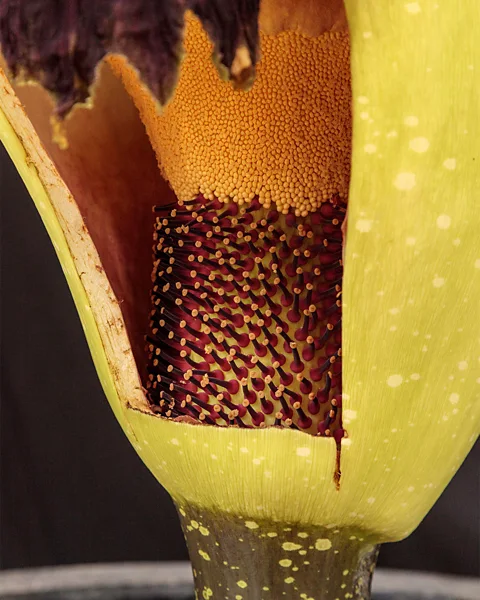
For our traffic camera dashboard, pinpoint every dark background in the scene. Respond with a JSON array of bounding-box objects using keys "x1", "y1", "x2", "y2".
[{"x1": 1, "y1": 145, "x2": 479, "y2": 575}]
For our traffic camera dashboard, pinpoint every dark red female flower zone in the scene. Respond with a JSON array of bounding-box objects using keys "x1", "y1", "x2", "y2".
[{"x1": 146, "y1": 194, "x2": 346, "y2": 439}]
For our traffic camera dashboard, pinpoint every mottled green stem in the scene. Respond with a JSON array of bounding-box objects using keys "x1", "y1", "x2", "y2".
[{"x1": 176, "y1": 502, "x2": 379, "y2": 600}]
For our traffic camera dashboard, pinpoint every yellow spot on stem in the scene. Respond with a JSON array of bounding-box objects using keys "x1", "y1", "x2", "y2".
[
  {"x1": 282, "y1": 542, "x2": 303, "y2": 551},
  {"x1": 279, "y1": 559, "x2": 293, "y2": 567},
  {"x1": 315, "y1": 538, "x2": 332, "y2": 551}
]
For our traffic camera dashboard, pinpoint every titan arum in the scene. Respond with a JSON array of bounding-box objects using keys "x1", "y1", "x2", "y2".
[{"x1": 1, "y1": 1, "x2": 479, "y2": 598}]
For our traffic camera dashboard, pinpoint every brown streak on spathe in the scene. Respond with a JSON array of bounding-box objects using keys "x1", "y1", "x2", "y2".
[{"x1": 334, "y1": 445, "x2": 342, "y2": 490}]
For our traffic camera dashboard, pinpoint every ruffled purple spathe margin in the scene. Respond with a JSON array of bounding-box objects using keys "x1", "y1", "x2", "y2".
[{"x1": 0, "y1": 0, "x2": 261, "y2": 117}]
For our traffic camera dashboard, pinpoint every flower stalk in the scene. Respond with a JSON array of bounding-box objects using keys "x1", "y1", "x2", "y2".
[{"x1": 178, "y1": 502, "x2": 379, "y2": 600}]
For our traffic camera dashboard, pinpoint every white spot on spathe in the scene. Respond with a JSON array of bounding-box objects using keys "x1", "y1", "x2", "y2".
[
  {"x1": 408, "y1": 486, "x2": 415, "y2": 492},
  {"x1": 364, "y1": 144, "x2": 377, "y2": 154},
  {"x1": 458, "y1": 361, "x2": 468, "y2": 371},
  {"x1": 367, "y1": 497, "x2": 376, "y2": 504},
  {"x1": 436, "y1": 214, "x2": 451, "y2": 230},
  {"x1": 358, "y1": 96, "x2": 369, "y2": 104},
  {"x1": 360, "y1": 111, "x2": 370, "y2": 120},
  {"x1": 386, "y1": 130, "x2": 398, "y2": 138},
  {"x1": 404, "y1": 116, "x2": 419, "y2": 127},
  {"x1": 170, "y1": 438, "x2": 180, "y2": 446},
  {"x1": 363, "y1": 31, "x2": 372, "y2": 39},
  {"x1": 389, "y1": 307, "x2": 400, "y2": 315},
  {"x1": 410, "y1": 373, "x2": 421, "y2": 381},
  {"x1": 406, "y1": 237, "x2": 416, "y2": 246},
  {"x1": 474, "y1": 259, "x2": 480, "y2": 269},
  {"x1": 355, "y1": 219, "x2": 373, "y2": 233},
  {"x1": 433, "y1": 276, "x2": 445, "y2": 288},
  {"x1": 296, "y1": 447, "x2": 311, "y2": 457},
  {"x1": 342, "y1": 409, "x2": 357, "y2": 424},
  {"x1": 453, "y1": 239, "x2": 461, "y2": 246},
  {"x1": 240, "y1": 447, "x2": 249, "y2": 453},
  {"x1": 409, "y1": 137, "x2": 430, "y2": 153},
  {"x1": 394, "y1": 172, "x2": 416, "y2": 191},
  {"x1": 449, "y1": 393, "x2": 460, "y2": 405},
  {"x1": 443, "y1": 158, "x2": 457, "y2": 170},
  {"x1": 405, "y1": 2, "x2": 421, "y2": 13},
  {"x1": 387, "y1": 374, "x2": 403, "y2": 388}
]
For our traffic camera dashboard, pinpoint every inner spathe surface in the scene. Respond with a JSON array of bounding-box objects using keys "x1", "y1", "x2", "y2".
[{"x1": 10, "y1": 65, "x2": 175, "y2": 374}]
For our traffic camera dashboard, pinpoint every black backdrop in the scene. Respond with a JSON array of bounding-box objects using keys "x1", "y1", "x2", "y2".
[{"x1": 1, "y1": 145, "x2": 479, "y2": 575}]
